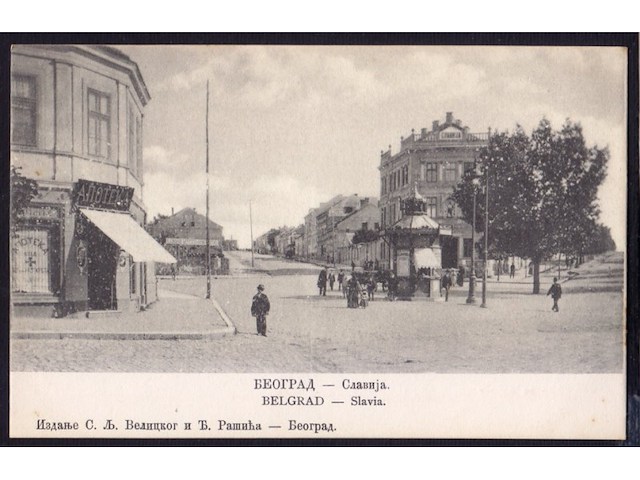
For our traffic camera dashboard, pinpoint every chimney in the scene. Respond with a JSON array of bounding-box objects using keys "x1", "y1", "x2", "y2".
[
  {"x1": 432, "y1": 120, "x2": 439, "y2": 131},
  {"x1": 446, "y1": 112, "x2": 454, "y2": 124},
  {"x1": 455, "y1": 119, "x2": 462, "y2": 127},
  {"x1": 171, "y1": 207, "x2": 174, "y2": 215},
  {"x1": 421, "y1": 128, "x2": 428, "y2": 137}
]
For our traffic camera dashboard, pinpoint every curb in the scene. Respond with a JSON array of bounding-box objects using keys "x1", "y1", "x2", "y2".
[
  {"x1": 209, "y1": 297, "x2": 237, "y2": 334},
  {"x1": 10, "y1": 328, "x2": 236, "y2": 341}
]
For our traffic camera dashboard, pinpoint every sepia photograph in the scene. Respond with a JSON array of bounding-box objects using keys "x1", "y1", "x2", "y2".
[{"x1": 5, "y1": 36, "x2": 634, "y2": 440}]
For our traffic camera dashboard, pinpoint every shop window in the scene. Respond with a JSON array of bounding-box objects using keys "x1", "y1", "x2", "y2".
[
  {"x1": 130, "y1": 260, "x2": 137, "y2": 294},
  {"x1": 11, "y1": 227, "x2": 59, "y2": 294},
  {"x1": 11, "y1": 75, "x2": 37, "y2": 146},
  {"x1": 426, "y1": 197, "x2": 437, "y2": 217},
  {"x1": 88, "y1": 89, "x2": 111, "y2": 159}
]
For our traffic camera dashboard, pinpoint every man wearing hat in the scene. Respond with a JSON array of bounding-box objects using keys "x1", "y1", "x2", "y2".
[{"x1": 251, "y1": 284, "x2": 271, "y2": 336}]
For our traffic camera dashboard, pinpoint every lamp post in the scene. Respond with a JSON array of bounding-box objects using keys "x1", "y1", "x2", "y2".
[
  {"x1": 481, "y1": 164, "x2": 489, "y2": 308},
  {"x1": 466, "y1": 181, "x2": 477, "y2": 304}
]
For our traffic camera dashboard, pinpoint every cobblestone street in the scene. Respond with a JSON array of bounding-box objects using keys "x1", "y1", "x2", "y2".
[{"x1": 10, "y1": 251, "x2": 624, "y2": 373}]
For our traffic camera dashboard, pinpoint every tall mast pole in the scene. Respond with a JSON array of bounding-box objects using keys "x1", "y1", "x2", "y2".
[
  {"x1": 250, "y1": 200, "x2": 255, "y2": 268},
  {"x1": 206, "y1": 80, "x2": 211, "y2": 299},
  {"x1": 481, "y1": 164, "x2": 489, "y2": 308}
]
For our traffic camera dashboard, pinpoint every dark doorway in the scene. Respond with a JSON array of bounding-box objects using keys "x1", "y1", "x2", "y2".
[
  {"x1": 87, "y1": 225, "x2": 118, "y2": 310},
  {"x1": 441, "y1": 236, "x2": 458, "y2": 269}
]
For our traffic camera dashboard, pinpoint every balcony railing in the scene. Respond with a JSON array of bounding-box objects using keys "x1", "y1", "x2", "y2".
[{"x1": 401, "y1": 131, "x2": 489, "y2": 147}]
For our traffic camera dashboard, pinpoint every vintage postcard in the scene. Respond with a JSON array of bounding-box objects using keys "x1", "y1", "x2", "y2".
[{"x1": 7, "y1": 39, "x2": 631, "y2": 441}]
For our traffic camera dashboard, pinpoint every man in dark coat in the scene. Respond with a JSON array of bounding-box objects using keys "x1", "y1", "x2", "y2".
[
  {"x1": 251, "y1": 284, "x2": 271, "y2": 336},
  {"x1": 441, "y1": 271, "x2": 452, "y2": 302},
  {"x1": 546, "y1": 277, "x2": 562, "y2": 312},
  {"x1": 317, "y1": 267, "x2": 328, "y2": 296}
]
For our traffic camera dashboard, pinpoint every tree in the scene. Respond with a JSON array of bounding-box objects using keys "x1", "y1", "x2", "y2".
[
  {"x1": 452, "y1": 118, "x2": 608, "y2": 293},
  {"x1": 10, "y1": 166, "x2": 38, "y2": 234},
  {"x1": 352, "y1": 229, "x2": 379, "y2": 245}
]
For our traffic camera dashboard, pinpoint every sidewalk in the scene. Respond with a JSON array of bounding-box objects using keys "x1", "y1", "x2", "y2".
[{"x1": 10, "y1": 289, "x2": 236, "y2": 340}]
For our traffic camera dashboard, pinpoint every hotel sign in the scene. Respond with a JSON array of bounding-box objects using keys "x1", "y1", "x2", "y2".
[{"x1": 72, "y1": 179, "x2": 133, "y2": 212}]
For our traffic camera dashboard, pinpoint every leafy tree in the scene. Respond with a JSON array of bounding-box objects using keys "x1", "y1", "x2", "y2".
[
  {"x1": 352, "y1": 229, "x2": 379, "y2": 245},
  {"x1": 10, "y1": 165, "x2": 38, "y2": 234},
  {"x1": 452, "y1": 118, "x2": 608, "y2": 293}
]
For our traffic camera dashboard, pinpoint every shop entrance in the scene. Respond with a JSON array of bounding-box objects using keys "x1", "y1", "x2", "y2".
[{"x1": 87, "y1": 225, "x2": 118, "y2": 310}]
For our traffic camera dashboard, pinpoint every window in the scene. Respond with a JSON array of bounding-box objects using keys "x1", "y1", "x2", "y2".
[
  {"x1": 88, "y1": 90, "x2": 111, "y2": 158},
  {"x1": 136, "y1": 117, "x2": 143, "y2": 176},
  {"x1": 402, "y1": 165, "x2": 409, "y2": 185},
  {"x1": 374, "y1": 222, "x2": 379, "y2": 230},
  {"x1": 444, "y1": 163, "x2": 457, "y2": 182},
  {"x1": 11, "y1": 76, "x2": 37, "y2": 146},
  {"x1": 426, "y1": 197, "x2": 437, "y2": 217},
  {"x1": 425, "y1": 162, "x2": 438, "y2": 182},
  {"x1": 362, "y1": 222, "x2": 368, "y2": 231},
  {"x1": 128, "y1": 108, "x2": 136, "y2": 174}
]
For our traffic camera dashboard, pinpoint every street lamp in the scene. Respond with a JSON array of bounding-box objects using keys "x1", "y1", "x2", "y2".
[
  {"x1": 466, "y1": 178, "x2": 479, "y2": 304},
  {"x1": 481, "y1": 164, "x2": 489, "y2": 308}
]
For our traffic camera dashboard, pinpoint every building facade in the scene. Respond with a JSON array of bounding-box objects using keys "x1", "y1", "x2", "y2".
[
  {"x1": 146, "y1": 208, "x2": 228, "y2": 275},
  {"x1": 379, "y1": 112, "x2": 489, "y2": 270},
  {"x1": 10, "y1": 45, "x2": 175, "y2": 317},
  {"x1": 333, "y1": 202, "x2": 382, "y2": 267}
]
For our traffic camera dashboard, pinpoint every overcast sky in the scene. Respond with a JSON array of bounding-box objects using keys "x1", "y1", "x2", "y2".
[{"x1": 118, "y1": 45, "x2": 628, "y2": 250}]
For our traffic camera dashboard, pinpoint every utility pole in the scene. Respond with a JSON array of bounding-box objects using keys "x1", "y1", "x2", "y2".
[
  {"x1": 481, "y1": 164, "x2": 489, "y2": 308},
  {"x1": 249, "y1": 200, "x2": 255, "y2": 268},
  {"x1": 205, "y1": 80, "x2": 211, "y2": 299}
]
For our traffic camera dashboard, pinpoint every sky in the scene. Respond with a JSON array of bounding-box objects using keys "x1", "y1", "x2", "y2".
[{"x1": 118, "y1": 45, "x2": 628, "y2": 250}]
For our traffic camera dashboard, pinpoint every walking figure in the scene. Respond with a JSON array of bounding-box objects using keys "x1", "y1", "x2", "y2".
[
  {"x1": 347, "y1": 275, "x2": 362, "y2": 308},
  {"x1": 366, "y1": 275, "x2": 376, "y2": 301},
  {"x1": 441, "y1": 271, "x2": 452, "y2": 302},
  {"x1": 510, "y1": 263, "x2": 515, "y2": 278},
  {"x1": 317, "y1": 267, "x2": 328, "y2": 296},
  {"x1": 337, "y1": 270, "x2": 345, "y2": 293},
  {"x1": 547, "y1": 277, "x2": 562, "y2": 312},
  {"x1": 329, "y1": 272, "x2": 336, "y2": 291},
  {"x1": 251, "y1": 284, "x2": 271, "y2": 336}
]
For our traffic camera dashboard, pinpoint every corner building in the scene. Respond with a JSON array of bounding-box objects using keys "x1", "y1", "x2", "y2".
[
  {"x1": 379, "y1": 112, "x2": 489, "y2": 271},
  {"x1": 10, "y1": 45, "x2": 174, "y2": 317}
]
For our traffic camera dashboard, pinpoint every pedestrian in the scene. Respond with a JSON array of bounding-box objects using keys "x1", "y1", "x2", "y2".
[
  {"x1": 441, "y1": 270, "x2": 451, "y2": 302},
  {"x1": 510, "y1": 263, "x2": 515, "y2": 278},
  {"x1": 347, "y1": 274, "x2": 361, "y2": 308},
  {"x1": 251, "y1": 284, "x2": 271, "y2": 336},
  {"x1": 351, "y1": 260, "x2": 355, "y2": 271},
  {"x1": 329, "y1": 271, "x2": 336, "y2": 291},
  {"x1": 546, "y1": 277, "x2": 562, "y2": 312},
  {"x1": 317, "y1": 267, "x2": 328, "y2": 296},
  {"x1": 366, "y1": 275, "x2": 376, "y2": 301},
  {"x1": 457, "y1": 265, "x2": 465, "y2": 287},
  {"x1": 171, "y1": 263, "x2": 176, "y2": 281},
  {"x1": 337, "y1": 270, "x2": 345, "y2": 293},
  {"x1": 387, "y1": 272, "x2": 398, "y2": 301}
]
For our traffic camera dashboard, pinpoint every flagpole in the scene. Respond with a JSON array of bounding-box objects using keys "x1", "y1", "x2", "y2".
[
  {"x1": 205, "y1": 80, "x2": 211, "y2": 299},
  {"x1": 250, "y1": 200, "x2": 255, "y2": 268}
]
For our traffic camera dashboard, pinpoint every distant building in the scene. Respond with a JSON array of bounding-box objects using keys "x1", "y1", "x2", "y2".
[
  {"x1": 146, "y1": 208, "x2": 228, "y2": 275},
  {"x1": 316, "y1": 195, "x2": 375, "y2": 263},
  {"x1": 379, "y1": 112, "x2": 490, "y2": 270},
  {"x1": 334, "y1": 202, "x2": 382, "y2": 267},
  {"x1": 10, "y1": 45, "x2": 175, "y2": 317}
]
